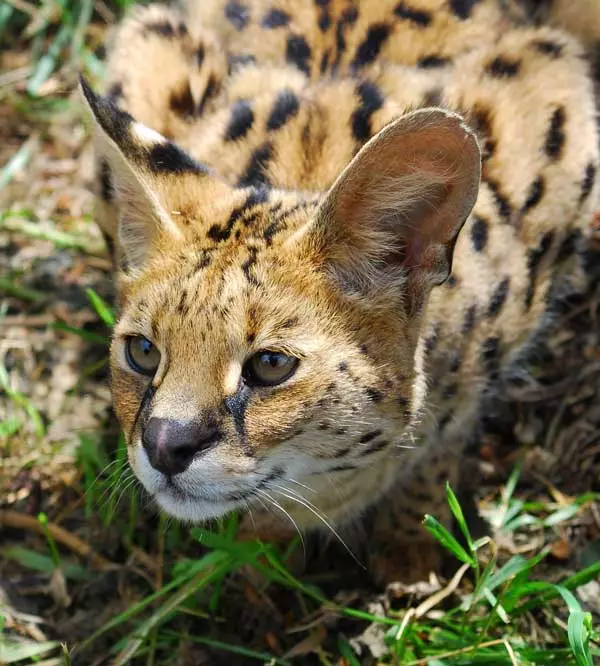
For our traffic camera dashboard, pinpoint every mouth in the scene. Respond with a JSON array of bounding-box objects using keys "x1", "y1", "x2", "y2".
[{"x1": 151, "y1": 466, "x2": 287, "y2": 522}]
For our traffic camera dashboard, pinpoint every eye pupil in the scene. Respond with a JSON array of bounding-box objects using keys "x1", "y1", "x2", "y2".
[
  {"x1": 264, "y1": 352, "x2": 282, "y2": 367},
  {"x1": 244, "y1": 350, "x2": 299, "y2": 387},
  {"x1": 141, "y1": 339, "x2": 153, "y2": 354}
]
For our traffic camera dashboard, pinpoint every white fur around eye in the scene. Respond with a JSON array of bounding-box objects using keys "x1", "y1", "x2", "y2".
[{"x1": 223, "y1": 360, "x2": 242, "y2": 394}]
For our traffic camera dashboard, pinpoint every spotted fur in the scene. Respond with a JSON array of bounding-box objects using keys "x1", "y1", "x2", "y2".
[{"x1": 86, "y1": 0, "x2": 599, "y2": 581}]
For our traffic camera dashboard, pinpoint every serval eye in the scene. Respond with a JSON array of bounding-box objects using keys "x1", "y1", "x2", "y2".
[
  {"x1": 243, "y1": 351, "x2": 299, "y2": 387},
  {"x1": 125, "y1": 336, "x2": 161, "y2": 376}
]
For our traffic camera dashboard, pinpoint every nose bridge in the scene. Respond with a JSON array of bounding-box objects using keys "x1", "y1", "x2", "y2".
[{"x1": 150, "y1": 361, "x2": 223, "y2": 421}]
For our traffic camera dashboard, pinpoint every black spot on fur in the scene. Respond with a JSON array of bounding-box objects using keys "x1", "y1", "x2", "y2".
[
  {"x1": 145, "y1": 21, "x2": 176, "y2": 38},
  {"x1": 176, "y1": 290, "x2": 190, "y2": 316},
  {"x1": 485, "y1": 179, "x2": 512, "y2": 221},
  {"x1": 266, "y1": 90, "x2": 300, "y2": 131},
  {"x1": 446, "y1": 274, "x2": 457, "y2": 287},
  {"x1": 318, "y1": 9, "x2": 332, "y2": 32},
  {"x1": 224, "y1": 99, "x2": 254, "y2": 141},
  {"x1": 487, "y1": 277, "x2": 510, "y2": 318},
  {"x1": 195, "y1": 45, "x2": 205, "y2": 67},
  {"x1": 262, "y1": 8, "x2": 290, "y2": 28},
  {"x1": 438, "y1": 411, "x2": 453, "y2": 432},
  {"x1": 327, "y1": 463, "x2": 358, "y2": 473},
  {"x1": 545, "y1": 107, "x2": 566, "y2": 160},
  {"x1": 169, "y1": 83, "x2": 195, "y2": 118},
  {"x1": 359, "y1": 429, "x2": 382, "y2": 444},
  {"x1": 338, "y1": 361, "x2": 348, "y2": 372},
  {"x1": 524, "y1": 231, "x2": 554, "y2": 309},
  {"x1": 449, "y1": 353, "x2": 461, "y2": 373},
  {"x1": 237, "y1": 142, "x2": 273, "y2": 187},
  {"x1": 320, "y1": 49, "x2": 331, "y2": 73},
  {"x1": 418, "y1": 55, "x2": 449, "y2": 68},
  {"x1": 196, "y1": 75, "x2": 218, "y2": 116},
  {"x1": 241, "y1": 247, "x2": 260, "y2": 285},
  {"x1": 579, "y1": 162, "x2": 596, "y2": 204},
  {"x1": 258, "y1": 219, "x2": 277, "y2": 244},
  {"x1": 470, "y1": 216, "x2": 488, "y2": 252},
  {"x1": 449, "y1": 0, "x2": 481, "y2": 19},
  {"x1": 286, "y1": 35, "x2": 312, "y2": 76},
  {"x1": 351, "y1": 23, "x2": 392, "y2": 69},
  {"x1": 366, "y1": 387, "x2": 383, "y2": 403},
  {"x1": 228, "y1": 53, "x2": 256, "y2": 72},
  {"x1": 424, "y1": 326, "x2": 439, "y2": 355},
  {"x1": 442, "y1": 383, "x2": 458, "y2": 399},
  {"x1": 480, "y1": 336, "x2": 501, "y2": 378},
  {"x1": 333, "y1": 6, "x2": 359, "y2": 70},
  {"x1": 522, "y1": 176, "x2": 545, "y2": 213},
  {"x1": 99, "y1": 158, "x2": 114, "y2": 202},
  {"x1": 225, "y1": 1, "x2": 250, "y2": 30},
  {"x1": 463, "y1": 304, "x2": 477, "y2": 333},
  {"x1": 196, "y1": 253, "x2": 211, "y2": 271},
  {"x1": 486, "y1": 56, "x2": 521, "y2": 78},
  {"x1": 556, "y1": 230, "x2": 580, "y2": 264},
  {"x1": 468, "y1": 105, "x2": 495, "y2": 161},
  {"x1": 351, "y1": 80, "x2": 384, "y2": 141},
  {"x1": 394, "y1": 2, "x2": 431, "y2": 26},
  {"x1": 208, "y1": 187, "x2": 269, "y2": 241},
  {"x1": 532, "y1": 39, "x2": 563, "y2": 58},
  {"x1": 148, "y1": 142, "x2": 208, "y2": 175},
  {"x1": 359, "y1": 439, "x2": 389, "y2": 456}
]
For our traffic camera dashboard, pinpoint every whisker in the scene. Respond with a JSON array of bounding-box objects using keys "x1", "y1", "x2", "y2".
[
  {"x1": 286, "y1": 477, "x2": 316, "y2": 494},
  {"x1": 95, "y1": 466, "x2": 133, "y2": 509},
  {"x1": 255, "y1": 489, "x2": 306, "y2": 562},
  {"x1": 87, "y1": 458, "x2": 128, "y2": 494},
  {"x1": 271, "y1": 484, "x2": 363, "y2": 568},
  {"x1": 100, "y1": 473, "x2": 137, "y2": 515}
]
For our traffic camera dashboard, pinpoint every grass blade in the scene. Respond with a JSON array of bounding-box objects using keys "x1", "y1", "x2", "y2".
[
  {"x1": 85, "y1": 288, "x2": 115, "y2": 327},
  {"x1": 423, "y1": 514, "x2": 475, "y2": 567}
]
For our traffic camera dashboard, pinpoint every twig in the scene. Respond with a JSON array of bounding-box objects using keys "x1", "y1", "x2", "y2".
[
  {"x1": 0, "y1": 509, "x2": 115, "y2": 571},
  {"x1": 402, "y1": 639, "x2": 505, "y2": 665},
  {"x1": 414, "y1": 563, "x2": 470, "y2": 618}
]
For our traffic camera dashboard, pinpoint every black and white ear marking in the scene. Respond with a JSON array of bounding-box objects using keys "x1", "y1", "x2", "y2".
[{"x1": 79, "y1": 76, "x2": 209, "y2": 177}]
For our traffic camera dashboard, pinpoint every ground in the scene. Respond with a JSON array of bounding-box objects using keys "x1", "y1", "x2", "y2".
[{"x1": 1, "y1": 3, "x2": 600, "y2": 665}]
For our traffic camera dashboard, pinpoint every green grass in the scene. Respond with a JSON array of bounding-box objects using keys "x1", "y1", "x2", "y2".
[
  {"x1": 74, "y1": 484, "x2": 599, "y2": 664},
  {"x1": 1, "y1": 0, "x2": 144, "y2": 97}
]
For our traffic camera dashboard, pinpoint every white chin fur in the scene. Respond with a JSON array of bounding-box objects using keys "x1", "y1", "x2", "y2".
[{"x1": 154, "y1": 488, "x2": 236, "y2": 523}]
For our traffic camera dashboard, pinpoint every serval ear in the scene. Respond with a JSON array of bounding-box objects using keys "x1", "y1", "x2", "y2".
[
  {"x1": 80, "y1": 77, "x2": 231, "y2": 272},
  {"x1": 306, "y1": 108, "x2": 481, "y2": 314}
]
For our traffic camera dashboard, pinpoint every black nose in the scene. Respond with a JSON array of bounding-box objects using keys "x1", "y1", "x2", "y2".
[{"x1": 142, "y1": 417, "x2": 222, "y2": 476}]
